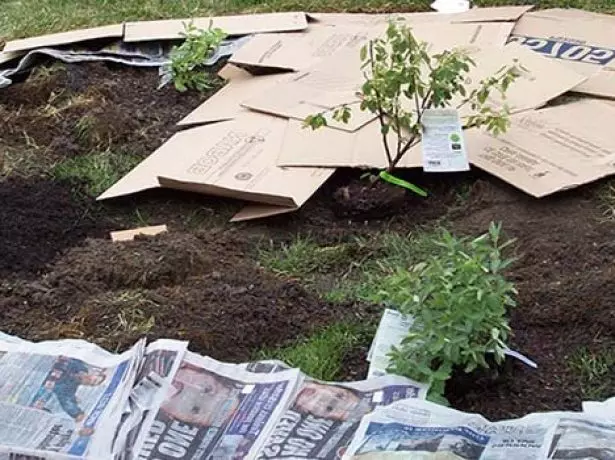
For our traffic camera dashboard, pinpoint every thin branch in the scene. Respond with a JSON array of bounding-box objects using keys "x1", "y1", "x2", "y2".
[{"x1": 368, "y1": 42, "x2": 393, "y2": 168}]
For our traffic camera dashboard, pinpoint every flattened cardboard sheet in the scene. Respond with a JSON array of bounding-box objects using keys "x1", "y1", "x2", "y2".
[
  {"x1": 3, "y1": 24, "x2": 124, "y2": 53},
  {"x1": 307, "y1": 6, "x2": 533, "y2": 27},
  {"x1": 123, "y1": 12, "x2": 308, "y2": 42},
  {"x1": 467, "y1": 99, "x2": 615, "y2": 197},
  {"x1": 232, "y1": 21, "x2": 513, "y2": 73},
  {"x1": 277, "y1": 118, "x2": 423, "y2": 169},
  {"x1": 257, "y1": 43, "x2": 585, "y2": 153},
  {"x1": 99, "y1": 113, "x2": 334, "y2": 221},
  {"x1": 229, "y1": 26, "x2": 381, "y2": 72},
  {"x1": 525, "y1": 8, "x2": 615, "y2": 23},
  {"x1": 510, "y1": 14, "x2": 615, "y2": 97},
  {"x1": 178, "y1": 65, "x2": 293, "y2": 126}
]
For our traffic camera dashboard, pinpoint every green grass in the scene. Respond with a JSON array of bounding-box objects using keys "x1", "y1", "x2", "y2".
[
  {"x1": 259, "y1": 229, "x2": 443, "y2": 301},
  {"x1": 568, "y1": 347, "x2": 615, "y2": 400},
  {"x1": 1, "y1": 0, "x2": 614, "y2": 42},
  {"x1": 258, "y1": 322, "x2": 375, "y2": 381},
  {"x1": 52, "y1": 150, "x2": 141, "y2": 197}
]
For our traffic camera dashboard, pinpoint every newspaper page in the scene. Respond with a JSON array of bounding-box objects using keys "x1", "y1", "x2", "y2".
[
  {"x1": 582, "y1": 396, "x2": 615, "y2": 420},
  {"x1": 0, "y1": 37, "x2": 250, "y2": 89},
  {"x1": 256, "y1": 375, "x2": 428, "y2": 459},
  {"x1": 133, "y1": 351, "x2": 301, "y2": 460},
  {"x1": 367, "y1": 309, "x2": 537, "y2": 379},
  {"x1": 0, "y1": 338, "x2": 144, "y2": 459},
  {"x1": 114, "y1": 340, "x2": 188, "y2": 459},
  {"x1": 344, "y1": 399, "x2": 557, "y2": 460},
  {"x1": 532, "y1": 413, "x2": 615, "y2": 459}
]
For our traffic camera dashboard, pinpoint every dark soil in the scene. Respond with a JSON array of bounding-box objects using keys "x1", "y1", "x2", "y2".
[
  {"x1": 332, "y1": 178, "x2": 408, "y2": 220},
  {"x1": 1, "y1": 61, "x2": 614, "y2": 422},
  {"x1": 0, "y1": 62, "x2": 217, "y2": 160},
  {"x1": 0, "y1": 177, "x2": 111, "y2": 279}
]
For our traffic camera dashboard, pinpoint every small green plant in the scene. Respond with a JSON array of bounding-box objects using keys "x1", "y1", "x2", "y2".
[
  {"x1": 169, "y1": 21, "x2": 226, "y2": 92},
  {"x1": 304, "y1": 21, "x2": 525, "y2": 193},
  {"x1": 371, "y1": 222, "x2": 517, "y2": 402}
]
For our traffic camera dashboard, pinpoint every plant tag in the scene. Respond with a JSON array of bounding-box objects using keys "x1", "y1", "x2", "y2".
[{"x1": 421, "y1": 108, "x2": 470, "y2": 173}]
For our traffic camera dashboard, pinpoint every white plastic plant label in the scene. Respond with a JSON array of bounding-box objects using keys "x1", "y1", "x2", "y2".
[{"x1": 421, "y1": 108, "x2": 470, "y2": 173}]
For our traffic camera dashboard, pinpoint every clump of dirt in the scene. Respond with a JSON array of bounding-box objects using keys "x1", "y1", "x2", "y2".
[
  {"x1": 332, "y1": 179, "x2": 408, "y2": 220},
  {"x1": 0, "y1": 229, "x2": 368, "y2": 361},
  {"x1": 0, "y1": 62, "x2": 219, "y2": 162},
  {"x1": 0, "y1": 177, "x2": 110, "y2": 279},
  {"x1": 45, "y1": 232, "x2": 227, "y2": 294}
]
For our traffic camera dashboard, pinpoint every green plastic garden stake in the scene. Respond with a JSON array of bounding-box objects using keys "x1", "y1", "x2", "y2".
[{"x1": 379, "y1": 171, "x2": 428, "y2": 197}]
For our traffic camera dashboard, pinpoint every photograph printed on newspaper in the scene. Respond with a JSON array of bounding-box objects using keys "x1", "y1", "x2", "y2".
[
  {"x1": 0, "y1": 338, "x2": 144, "y2": 459},
  {"x1": 343, "y1": 399, "x2": 557, "y2": 460},
  {"x1": 133, "y1": 352, "x2": 301, "y2": 460},
  {"x1": 257, "y1": 375, "x2": 428, "y2": 459}
]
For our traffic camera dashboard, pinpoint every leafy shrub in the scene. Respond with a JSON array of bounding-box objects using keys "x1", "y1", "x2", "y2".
[
  {"x1": 169, "y1": 22, "x2": 226, "y2": 92},
  {"x1": 371, "y1": 222, "x2": 517, "y2": 402},
  {"x1": 304, "y1": 21, "x2": 525, "y2": 192}
]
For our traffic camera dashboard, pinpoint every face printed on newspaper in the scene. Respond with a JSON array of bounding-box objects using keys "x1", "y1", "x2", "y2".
[
  {"x1": 258, "y1": 379, "x2": 426, "y2": 459},
  {"x1": 0, "y1": 339, "x2": 143, "y2": 459},
  {"x1": 135, "y1": 354, "x2": 300, "y2": 460}
]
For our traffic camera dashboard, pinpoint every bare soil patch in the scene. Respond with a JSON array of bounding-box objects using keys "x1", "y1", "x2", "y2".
[{"x1": 1, "y1": 62, "x2": 614, "y2": 420}]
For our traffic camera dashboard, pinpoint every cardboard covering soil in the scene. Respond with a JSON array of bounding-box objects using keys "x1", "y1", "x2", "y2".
[
  {"x1": 3, "y1": 24, "x2": 125, "y2": 53},
  {"x1": 177, "y1": 65, "x2": 294, "y2": 126},
  {"x1": 123, "y1": 12, "x2": 308, "y2": 42},
  {"x1": 231, "y1": 21, "x2": 514, "y2": 73},
  {"x1": 98, "y1": 112, "x2": 334, "y2": 221},
  {"x1": 510, "y1": 13, "x2": 615, "y2": 98},
  {"x1": 270, "y1": 43, "x2": 586, "y2": 168},
  {"x1": 306, "y1": 5, "x2": 533, "y2": 27},
  {"x1": 467, "y1": 99, "x2": 615, "y2": 197}
]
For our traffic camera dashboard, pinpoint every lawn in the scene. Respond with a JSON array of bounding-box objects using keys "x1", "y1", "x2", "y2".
[
  {"x1": 1, "y1": 0, "x2": 615, "y2": 423},
  {"x1": 2, "y1": 0, "x2": 615, "y2": 40}
]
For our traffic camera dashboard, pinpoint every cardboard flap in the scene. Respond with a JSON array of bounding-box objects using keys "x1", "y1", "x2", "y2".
[
  {"x1": 510, "y1": 14, "x2": 615, "y2": 96},
  {"x1": 241, "y1": 50, "x2": 373, "y2": 132},
  {"x1": 229, "y1": 26, "x2": 381, "y2": 72},
  {"x1": 178, "y1": 69, "x2": 293, "y2": 126},
  {"x1": 277, "y1": 119, "x2": 422, "y2": 169},
  {"x1": 458, "y1": 44, "x2": 587, "y2": 116},
  {"x1": 3, "y1": 24, "x2": 124, "y2": 53},
  {"x1": 452, "y1": 5, "x2": 534, "y2": 23},
  {"x1": 307, "y1": 6, "x2": 532, "y2": 27},
  {"x1": 410, "y1": 21, "x2": 514, "y2": 50},
  {"x1": 231, "y1": 204, "x2": 298, "y2": 222},
  {"x1": 123, "y1": 12, "x2": 308, "y2": 42},
  {"x1": 149, "y1": 112, "x2": 333, "y2": 208},
  {"x1": 525, "y1": 8, "x2": 615, "y2": 23},
  {"x1": 467, "y1": 99, "x2": 615, "y2": 197}
]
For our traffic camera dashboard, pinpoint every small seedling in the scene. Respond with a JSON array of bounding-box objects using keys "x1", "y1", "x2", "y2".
[
  {"x1": 169, "y1": 21, "x2": 226, "y2": 92},
  {"x1": 305, "y1": 21, "x2": 525, "y2": 193},
  {"x1": 371, "y1": 222, "x2": 517, "y2": 402}
]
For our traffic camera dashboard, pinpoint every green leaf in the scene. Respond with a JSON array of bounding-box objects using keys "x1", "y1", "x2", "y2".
[{"x1": 379, "y1": 171, "x2": 428, "y2": 197}]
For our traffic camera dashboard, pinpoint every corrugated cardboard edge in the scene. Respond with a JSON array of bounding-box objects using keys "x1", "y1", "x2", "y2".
[
  {"x1": 231, "y1": 204, "x2": 297, "y2": 222},
  {"x1": 123, "y1": 12, "x2": 309, "y2": 42},
  {"x1": 156, "y1": 177, "x2": 298, "y2": 208},
  {"x1": 452, "y1": 5, "x2": 535, "y2": 23},
  {"x1": 110, "y1": 225, "x2": 168, "y2": 242},
  {"x1": 3, "y1": 24, "x2": 125, "y2": 54}
]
